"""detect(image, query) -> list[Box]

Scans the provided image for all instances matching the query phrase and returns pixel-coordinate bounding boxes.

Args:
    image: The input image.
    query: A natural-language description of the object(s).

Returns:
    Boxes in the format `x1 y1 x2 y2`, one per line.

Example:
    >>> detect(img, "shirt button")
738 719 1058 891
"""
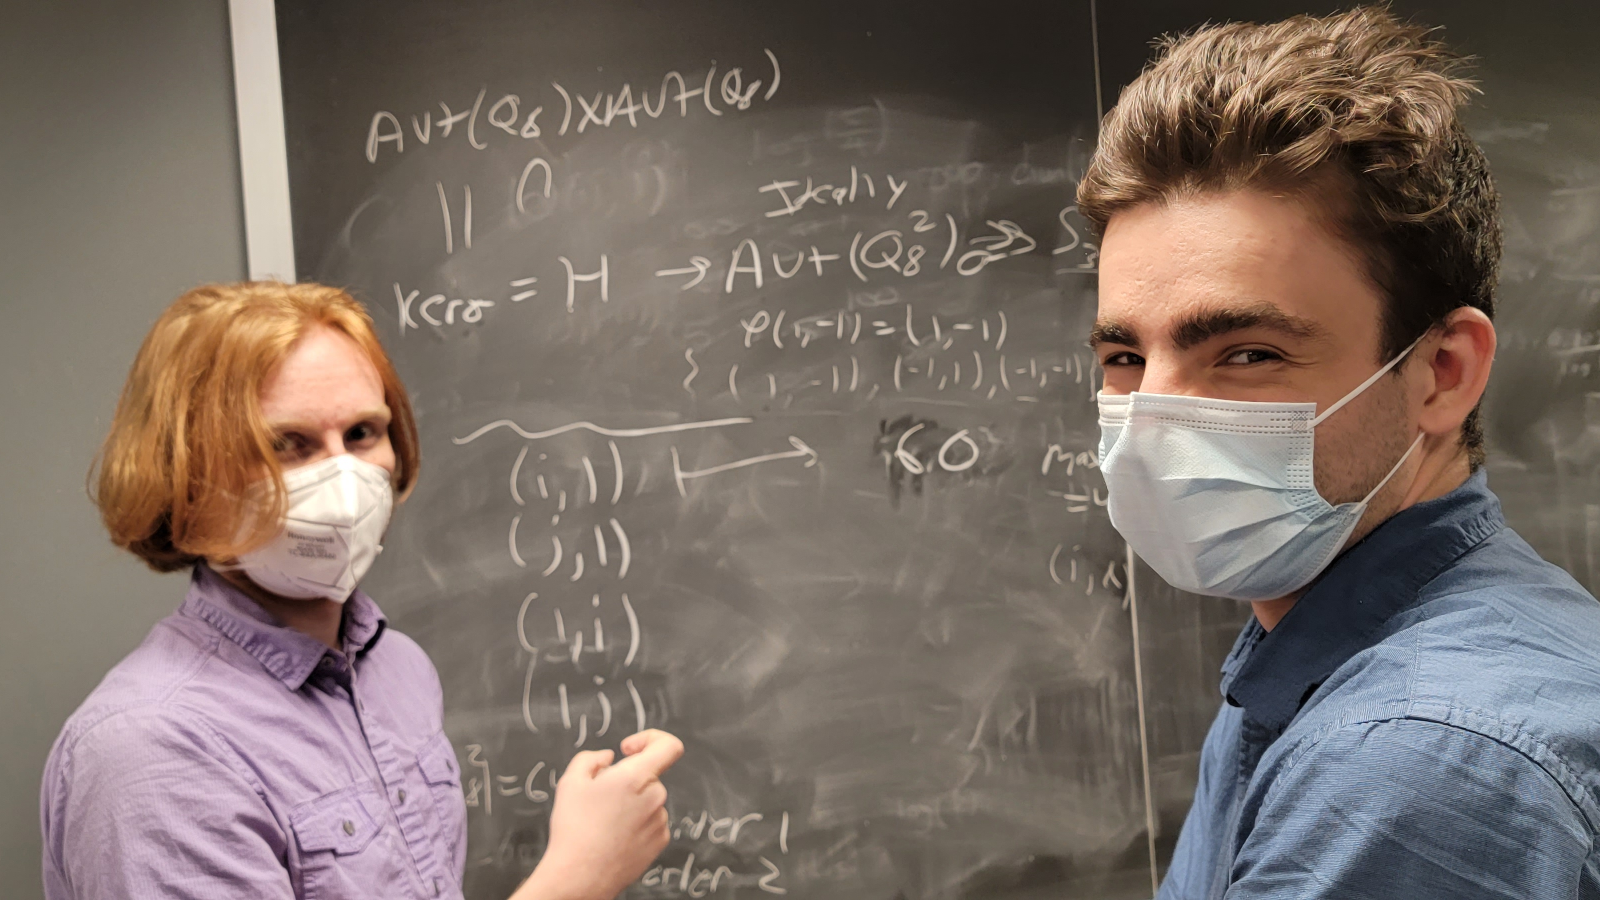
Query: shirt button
342 820 355 836
319 658 334 668
397 789 407 804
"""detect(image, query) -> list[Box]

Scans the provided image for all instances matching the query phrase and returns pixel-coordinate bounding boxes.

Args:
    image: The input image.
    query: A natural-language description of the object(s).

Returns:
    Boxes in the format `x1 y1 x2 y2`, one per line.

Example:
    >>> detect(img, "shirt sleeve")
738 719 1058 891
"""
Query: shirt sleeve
1227 717 1590 900
42 707 295 900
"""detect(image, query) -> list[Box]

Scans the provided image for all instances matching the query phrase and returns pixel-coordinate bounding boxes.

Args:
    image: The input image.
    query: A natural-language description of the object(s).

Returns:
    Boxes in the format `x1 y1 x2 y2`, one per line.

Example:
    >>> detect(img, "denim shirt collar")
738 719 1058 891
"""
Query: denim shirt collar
181 563 388 691
1221 468 1506 733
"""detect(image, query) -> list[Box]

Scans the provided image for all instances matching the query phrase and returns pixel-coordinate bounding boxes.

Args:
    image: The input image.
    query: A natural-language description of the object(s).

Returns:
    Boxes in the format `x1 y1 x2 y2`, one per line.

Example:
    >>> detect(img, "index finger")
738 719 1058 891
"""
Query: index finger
613 730 684 779
620 728 675 757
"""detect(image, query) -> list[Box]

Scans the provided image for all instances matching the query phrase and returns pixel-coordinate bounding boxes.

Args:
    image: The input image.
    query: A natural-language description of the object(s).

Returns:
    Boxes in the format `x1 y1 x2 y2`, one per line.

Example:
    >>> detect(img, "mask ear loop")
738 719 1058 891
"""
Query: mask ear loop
1311 332 1429 428
1359 431 1426 506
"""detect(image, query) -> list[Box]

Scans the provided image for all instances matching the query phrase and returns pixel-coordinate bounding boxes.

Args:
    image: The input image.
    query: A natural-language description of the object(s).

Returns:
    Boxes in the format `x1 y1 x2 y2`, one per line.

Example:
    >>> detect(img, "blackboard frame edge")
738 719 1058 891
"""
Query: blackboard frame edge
227 0 297 282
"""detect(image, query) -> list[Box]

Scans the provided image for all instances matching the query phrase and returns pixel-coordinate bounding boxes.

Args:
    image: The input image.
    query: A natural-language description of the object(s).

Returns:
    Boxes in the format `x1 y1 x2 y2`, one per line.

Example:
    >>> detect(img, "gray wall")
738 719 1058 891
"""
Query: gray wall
0 3 247 896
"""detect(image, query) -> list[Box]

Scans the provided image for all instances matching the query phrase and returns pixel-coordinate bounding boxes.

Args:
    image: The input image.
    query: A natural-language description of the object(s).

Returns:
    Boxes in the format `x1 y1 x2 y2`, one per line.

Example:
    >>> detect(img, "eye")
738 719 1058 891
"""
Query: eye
345 422 382 447
1101 351 1146 367
271 432 311 460
1222 348 1282 366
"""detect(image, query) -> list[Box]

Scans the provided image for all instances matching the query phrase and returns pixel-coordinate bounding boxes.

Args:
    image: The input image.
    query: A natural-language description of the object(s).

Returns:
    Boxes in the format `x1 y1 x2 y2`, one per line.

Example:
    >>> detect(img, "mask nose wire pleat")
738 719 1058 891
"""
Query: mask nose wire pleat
1310 333 1427 428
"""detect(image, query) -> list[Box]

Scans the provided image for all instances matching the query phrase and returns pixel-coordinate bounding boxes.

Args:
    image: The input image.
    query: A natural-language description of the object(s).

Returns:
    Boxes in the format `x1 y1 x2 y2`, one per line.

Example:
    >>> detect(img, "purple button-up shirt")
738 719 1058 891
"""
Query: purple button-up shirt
41 565 467 900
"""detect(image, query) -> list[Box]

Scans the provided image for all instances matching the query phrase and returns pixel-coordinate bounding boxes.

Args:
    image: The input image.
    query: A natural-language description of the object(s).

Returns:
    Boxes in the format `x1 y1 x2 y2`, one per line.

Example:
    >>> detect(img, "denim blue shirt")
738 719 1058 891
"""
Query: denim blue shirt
1160 470 1600 899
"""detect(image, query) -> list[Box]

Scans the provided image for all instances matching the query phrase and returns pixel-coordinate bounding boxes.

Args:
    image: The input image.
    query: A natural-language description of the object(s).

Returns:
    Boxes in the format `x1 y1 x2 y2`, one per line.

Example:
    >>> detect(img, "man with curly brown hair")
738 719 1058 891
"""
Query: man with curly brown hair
1082 7 1600 897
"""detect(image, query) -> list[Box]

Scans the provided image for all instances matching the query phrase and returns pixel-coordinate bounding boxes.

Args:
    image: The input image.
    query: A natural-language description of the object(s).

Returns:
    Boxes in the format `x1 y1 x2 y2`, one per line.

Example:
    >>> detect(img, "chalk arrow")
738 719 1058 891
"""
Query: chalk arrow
671 436 818 497
655 256 712 291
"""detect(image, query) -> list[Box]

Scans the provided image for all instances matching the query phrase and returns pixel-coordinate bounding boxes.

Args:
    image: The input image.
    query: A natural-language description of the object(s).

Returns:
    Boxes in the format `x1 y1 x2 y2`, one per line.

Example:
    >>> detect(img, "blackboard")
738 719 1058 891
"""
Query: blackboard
268 2 1600 898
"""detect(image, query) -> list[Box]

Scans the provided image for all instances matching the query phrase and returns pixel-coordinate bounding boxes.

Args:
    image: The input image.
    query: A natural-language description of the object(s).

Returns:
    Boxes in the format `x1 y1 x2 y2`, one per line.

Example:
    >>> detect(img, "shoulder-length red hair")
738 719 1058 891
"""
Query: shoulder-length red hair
94 281 420 572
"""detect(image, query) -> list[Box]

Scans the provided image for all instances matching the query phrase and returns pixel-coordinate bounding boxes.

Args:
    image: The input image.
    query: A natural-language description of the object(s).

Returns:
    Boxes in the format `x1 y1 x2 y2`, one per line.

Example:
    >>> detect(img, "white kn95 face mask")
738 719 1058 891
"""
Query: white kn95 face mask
1096 336 1424 601
231 454 395 603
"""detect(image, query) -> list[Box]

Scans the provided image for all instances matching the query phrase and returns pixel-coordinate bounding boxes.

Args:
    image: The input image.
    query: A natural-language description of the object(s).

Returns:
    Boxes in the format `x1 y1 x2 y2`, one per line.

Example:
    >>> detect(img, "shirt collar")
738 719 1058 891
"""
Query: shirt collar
1222 468 1505 733
181 564 389 691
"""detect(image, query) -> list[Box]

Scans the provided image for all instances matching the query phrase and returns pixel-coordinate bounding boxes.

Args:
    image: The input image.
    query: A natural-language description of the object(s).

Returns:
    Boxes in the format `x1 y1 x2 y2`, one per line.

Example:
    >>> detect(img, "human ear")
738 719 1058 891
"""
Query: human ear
1415 306 1496 442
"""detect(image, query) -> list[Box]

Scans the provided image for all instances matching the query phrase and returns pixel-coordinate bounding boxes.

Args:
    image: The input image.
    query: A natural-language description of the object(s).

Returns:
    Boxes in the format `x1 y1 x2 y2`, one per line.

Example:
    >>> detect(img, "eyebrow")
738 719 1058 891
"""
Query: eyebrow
1088 321 1141 350
1090 303 1330 352
267 407 392 432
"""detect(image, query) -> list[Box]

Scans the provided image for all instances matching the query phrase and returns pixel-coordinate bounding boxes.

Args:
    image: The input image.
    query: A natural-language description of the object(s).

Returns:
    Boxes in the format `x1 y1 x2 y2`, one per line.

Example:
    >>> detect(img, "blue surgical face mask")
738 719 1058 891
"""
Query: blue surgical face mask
1096 337 1424 601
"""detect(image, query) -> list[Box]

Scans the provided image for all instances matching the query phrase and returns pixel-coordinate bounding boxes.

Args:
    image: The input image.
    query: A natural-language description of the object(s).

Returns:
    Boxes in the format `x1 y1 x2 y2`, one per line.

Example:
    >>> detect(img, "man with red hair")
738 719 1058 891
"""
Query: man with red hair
44 282 682 900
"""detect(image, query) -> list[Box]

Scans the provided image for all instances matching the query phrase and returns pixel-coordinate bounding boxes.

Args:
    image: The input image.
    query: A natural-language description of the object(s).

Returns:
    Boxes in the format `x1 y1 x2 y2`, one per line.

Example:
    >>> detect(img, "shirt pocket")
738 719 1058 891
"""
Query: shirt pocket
290 784 398 899
417 731 467 880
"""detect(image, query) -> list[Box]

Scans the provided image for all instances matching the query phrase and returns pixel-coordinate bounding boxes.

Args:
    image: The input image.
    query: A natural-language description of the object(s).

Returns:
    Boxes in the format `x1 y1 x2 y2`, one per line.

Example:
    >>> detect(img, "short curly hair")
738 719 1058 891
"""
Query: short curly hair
1077 5 1500 468
94 282 421 572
